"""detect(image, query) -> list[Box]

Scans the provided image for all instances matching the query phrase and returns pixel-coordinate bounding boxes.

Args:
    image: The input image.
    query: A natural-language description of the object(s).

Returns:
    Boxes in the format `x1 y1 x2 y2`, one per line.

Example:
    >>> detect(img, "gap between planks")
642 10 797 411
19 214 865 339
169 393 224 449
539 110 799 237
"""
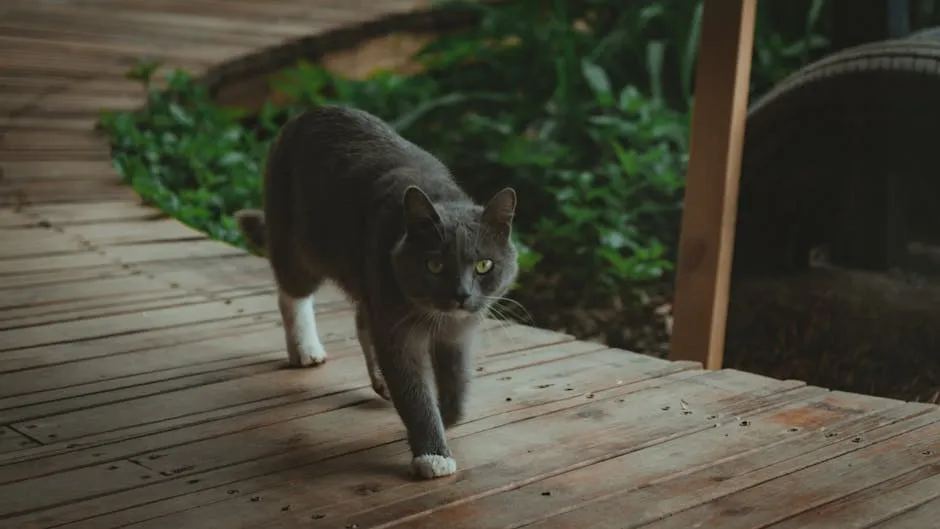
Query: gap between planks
0 346 689 526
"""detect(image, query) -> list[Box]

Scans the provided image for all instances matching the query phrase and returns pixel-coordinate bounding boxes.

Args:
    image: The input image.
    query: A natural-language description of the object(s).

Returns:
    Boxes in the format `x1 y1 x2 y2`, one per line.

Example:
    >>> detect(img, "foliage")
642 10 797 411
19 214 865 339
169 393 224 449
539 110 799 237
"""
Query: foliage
101 0 833 307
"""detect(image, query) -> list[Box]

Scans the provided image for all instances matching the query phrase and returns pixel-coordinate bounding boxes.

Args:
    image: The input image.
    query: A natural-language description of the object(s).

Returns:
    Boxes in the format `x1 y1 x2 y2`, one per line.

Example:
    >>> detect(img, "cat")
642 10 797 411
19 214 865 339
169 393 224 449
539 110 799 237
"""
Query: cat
234 105 519 479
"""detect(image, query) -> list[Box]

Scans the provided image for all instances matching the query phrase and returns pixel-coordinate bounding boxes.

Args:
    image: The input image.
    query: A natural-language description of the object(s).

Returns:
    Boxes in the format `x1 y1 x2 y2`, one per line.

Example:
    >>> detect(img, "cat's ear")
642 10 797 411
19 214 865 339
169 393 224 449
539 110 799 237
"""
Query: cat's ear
402 186 442 239
481 187 516 232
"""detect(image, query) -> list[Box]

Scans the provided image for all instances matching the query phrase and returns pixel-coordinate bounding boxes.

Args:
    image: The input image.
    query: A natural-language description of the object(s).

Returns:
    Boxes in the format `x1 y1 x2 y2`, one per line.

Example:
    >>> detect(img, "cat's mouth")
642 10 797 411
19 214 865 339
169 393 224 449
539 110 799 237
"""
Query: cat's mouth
432 304 476 318
410 297 478 318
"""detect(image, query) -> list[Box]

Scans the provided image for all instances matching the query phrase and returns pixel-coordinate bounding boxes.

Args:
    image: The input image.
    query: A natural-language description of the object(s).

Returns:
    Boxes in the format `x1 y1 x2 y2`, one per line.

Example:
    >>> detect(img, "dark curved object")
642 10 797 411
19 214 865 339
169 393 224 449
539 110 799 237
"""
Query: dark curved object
908 25 940 40
733 35 940 275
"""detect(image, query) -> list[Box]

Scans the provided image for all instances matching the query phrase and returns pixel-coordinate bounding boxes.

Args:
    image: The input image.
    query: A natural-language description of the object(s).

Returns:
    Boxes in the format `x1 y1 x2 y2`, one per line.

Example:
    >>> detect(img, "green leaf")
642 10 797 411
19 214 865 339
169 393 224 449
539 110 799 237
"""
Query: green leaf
580 59 614 107
646 40 666 102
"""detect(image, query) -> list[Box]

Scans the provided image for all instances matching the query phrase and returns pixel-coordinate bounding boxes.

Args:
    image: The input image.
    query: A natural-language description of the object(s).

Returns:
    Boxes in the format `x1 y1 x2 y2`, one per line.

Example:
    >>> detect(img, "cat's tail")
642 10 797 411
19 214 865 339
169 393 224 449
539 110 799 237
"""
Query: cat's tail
234 209 268 256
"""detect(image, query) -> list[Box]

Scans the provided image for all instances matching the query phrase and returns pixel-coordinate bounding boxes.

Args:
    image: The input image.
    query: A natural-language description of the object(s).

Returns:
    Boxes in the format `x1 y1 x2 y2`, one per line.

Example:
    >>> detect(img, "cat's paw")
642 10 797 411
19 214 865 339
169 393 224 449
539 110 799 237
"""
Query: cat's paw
370 374 392 400
411 454 457 479
286 340 327 368
439 398 464 429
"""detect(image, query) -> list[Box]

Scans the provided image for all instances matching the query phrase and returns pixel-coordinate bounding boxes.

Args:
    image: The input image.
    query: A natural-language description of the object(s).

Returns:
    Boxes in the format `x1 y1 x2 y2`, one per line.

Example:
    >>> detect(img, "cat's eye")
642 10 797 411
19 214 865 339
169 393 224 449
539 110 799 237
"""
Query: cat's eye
474 259 494 275
426 258 444 274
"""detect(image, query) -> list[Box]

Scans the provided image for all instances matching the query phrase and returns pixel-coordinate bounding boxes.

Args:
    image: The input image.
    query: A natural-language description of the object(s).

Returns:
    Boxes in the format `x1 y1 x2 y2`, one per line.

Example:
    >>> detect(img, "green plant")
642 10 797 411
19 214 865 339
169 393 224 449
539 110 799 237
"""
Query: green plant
101 69 265 246
100 0 834 315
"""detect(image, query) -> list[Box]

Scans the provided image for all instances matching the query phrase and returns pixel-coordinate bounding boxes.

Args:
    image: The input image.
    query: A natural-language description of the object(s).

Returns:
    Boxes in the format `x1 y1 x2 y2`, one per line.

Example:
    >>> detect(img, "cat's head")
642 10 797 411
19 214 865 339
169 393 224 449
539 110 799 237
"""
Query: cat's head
391 186 519 318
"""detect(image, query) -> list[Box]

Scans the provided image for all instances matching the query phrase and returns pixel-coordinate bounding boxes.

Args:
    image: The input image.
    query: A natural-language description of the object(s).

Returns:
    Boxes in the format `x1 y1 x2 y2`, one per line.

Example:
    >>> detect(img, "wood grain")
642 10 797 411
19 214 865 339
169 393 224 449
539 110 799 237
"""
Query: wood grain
668 0 757 369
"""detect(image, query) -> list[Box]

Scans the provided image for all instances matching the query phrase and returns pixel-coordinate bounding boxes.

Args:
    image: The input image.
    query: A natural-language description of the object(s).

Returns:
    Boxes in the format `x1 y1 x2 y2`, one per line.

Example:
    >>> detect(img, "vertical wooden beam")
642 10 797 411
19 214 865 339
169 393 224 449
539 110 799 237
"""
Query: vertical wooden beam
668 0 757 370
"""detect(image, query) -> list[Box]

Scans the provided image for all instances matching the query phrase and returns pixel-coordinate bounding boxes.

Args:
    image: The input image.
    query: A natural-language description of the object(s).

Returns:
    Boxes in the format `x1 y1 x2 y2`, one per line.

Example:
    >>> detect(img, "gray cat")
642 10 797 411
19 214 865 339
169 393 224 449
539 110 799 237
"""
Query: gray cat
234 105 519 479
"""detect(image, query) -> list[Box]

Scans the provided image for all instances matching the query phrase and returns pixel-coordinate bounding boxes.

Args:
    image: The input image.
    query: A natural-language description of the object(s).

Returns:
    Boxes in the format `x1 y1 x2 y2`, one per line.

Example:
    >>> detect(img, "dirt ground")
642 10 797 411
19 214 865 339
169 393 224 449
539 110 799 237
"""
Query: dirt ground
517 265 940 404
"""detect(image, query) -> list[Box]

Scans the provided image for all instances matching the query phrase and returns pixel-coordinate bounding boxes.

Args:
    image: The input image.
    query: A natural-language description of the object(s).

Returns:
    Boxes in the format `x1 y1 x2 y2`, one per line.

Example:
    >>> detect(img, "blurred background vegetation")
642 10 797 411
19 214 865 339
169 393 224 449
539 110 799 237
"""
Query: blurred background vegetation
100 0 940 376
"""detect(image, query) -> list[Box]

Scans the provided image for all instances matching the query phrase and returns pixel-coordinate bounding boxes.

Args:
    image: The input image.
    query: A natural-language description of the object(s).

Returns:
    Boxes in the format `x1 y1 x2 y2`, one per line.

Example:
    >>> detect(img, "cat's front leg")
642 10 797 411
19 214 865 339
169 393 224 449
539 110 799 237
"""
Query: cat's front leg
432 331 474 429
373 327 456 479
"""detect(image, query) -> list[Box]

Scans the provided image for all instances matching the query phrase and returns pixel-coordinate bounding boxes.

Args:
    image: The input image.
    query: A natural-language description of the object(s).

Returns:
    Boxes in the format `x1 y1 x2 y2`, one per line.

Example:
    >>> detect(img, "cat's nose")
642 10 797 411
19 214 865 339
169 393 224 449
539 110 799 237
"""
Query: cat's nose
454 289 471 307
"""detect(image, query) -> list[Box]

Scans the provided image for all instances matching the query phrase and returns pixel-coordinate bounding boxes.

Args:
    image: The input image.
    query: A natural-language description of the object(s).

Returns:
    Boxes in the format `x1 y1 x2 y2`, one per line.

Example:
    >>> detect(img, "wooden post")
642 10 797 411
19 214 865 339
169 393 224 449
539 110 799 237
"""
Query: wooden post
668 0 757 370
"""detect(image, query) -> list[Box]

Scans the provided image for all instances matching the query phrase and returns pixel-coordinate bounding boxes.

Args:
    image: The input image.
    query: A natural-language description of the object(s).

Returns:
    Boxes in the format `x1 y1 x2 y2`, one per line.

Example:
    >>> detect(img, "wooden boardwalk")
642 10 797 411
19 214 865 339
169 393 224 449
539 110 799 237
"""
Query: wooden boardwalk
2 1 940 528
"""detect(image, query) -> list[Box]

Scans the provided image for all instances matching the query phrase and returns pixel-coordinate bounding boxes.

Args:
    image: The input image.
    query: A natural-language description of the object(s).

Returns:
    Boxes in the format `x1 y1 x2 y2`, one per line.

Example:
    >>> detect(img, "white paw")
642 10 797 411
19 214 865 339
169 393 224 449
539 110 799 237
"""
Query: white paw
287 340 327 368
411 454 457 479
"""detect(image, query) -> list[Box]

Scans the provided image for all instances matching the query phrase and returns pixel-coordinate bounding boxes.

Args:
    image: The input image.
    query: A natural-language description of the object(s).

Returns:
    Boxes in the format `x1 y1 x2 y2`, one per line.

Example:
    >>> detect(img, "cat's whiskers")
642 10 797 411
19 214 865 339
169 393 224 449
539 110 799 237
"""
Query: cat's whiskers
482 295 534 325
479 302 524 352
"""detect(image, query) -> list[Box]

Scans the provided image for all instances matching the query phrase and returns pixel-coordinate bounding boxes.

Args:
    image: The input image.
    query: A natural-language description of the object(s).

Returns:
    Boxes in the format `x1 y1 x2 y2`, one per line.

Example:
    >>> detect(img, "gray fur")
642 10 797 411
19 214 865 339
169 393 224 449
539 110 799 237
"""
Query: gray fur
234 105 519 478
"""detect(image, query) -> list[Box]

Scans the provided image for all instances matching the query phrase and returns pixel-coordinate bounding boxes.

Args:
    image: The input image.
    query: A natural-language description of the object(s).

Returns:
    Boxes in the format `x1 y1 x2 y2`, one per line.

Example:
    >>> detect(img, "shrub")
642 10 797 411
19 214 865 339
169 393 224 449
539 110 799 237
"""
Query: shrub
100 0 831 312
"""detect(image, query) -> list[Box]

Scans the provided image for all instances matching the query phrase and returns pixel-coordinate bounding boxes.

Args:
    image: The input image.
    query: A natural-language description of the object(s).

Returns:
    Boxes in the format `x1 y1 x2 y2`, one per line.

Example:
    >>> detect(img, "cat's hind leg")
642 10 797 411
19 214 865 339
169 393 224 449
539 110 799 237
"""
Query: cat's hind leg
269 249 327 368
355 305 390 400
277 285 328 367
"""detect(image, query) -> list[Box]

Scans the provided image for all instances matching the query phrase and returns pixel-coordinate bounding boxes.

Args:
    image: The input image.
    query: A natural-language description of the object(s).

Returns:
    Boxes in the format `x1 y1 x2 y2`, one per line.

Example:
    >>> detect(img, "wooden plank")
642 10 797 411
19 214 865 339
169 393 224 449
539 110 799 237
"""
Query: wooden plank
0 250 115 276
324 393 922 529
0 283 257 330
96 239 246 265
0 340 605 483
0 34 251 70
0 318 566 438
764 469 940 529
0 17 280 50
0 227 85 259
0 274 173 311
0 29 211 78
0 208 34 229
78 348 645 477
0 131 110 152
0 289 209 330
68 219 206 246
0 315 325 401
0 147 112 162
133 254 278 292
871 496 940 528
0 76 139 97
0 49 144 79
0 161 117 180
25 200 162 226
0 180 133 205
0 311 278 374
0 264 135 291
115 0 385 22
630 415 940 529
0 74 67 94
0 341 613 523
48 369 804 529
1 6 311 44
0 115 97 131
0 292 220 346
0 427 39 455
0 292 276 352
0 339 601 472
0 353 289 427
668 0 757 369
523 403 940 529
0 321 283 400
5 92 141 117
0 352 696 527
0 240 245 281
